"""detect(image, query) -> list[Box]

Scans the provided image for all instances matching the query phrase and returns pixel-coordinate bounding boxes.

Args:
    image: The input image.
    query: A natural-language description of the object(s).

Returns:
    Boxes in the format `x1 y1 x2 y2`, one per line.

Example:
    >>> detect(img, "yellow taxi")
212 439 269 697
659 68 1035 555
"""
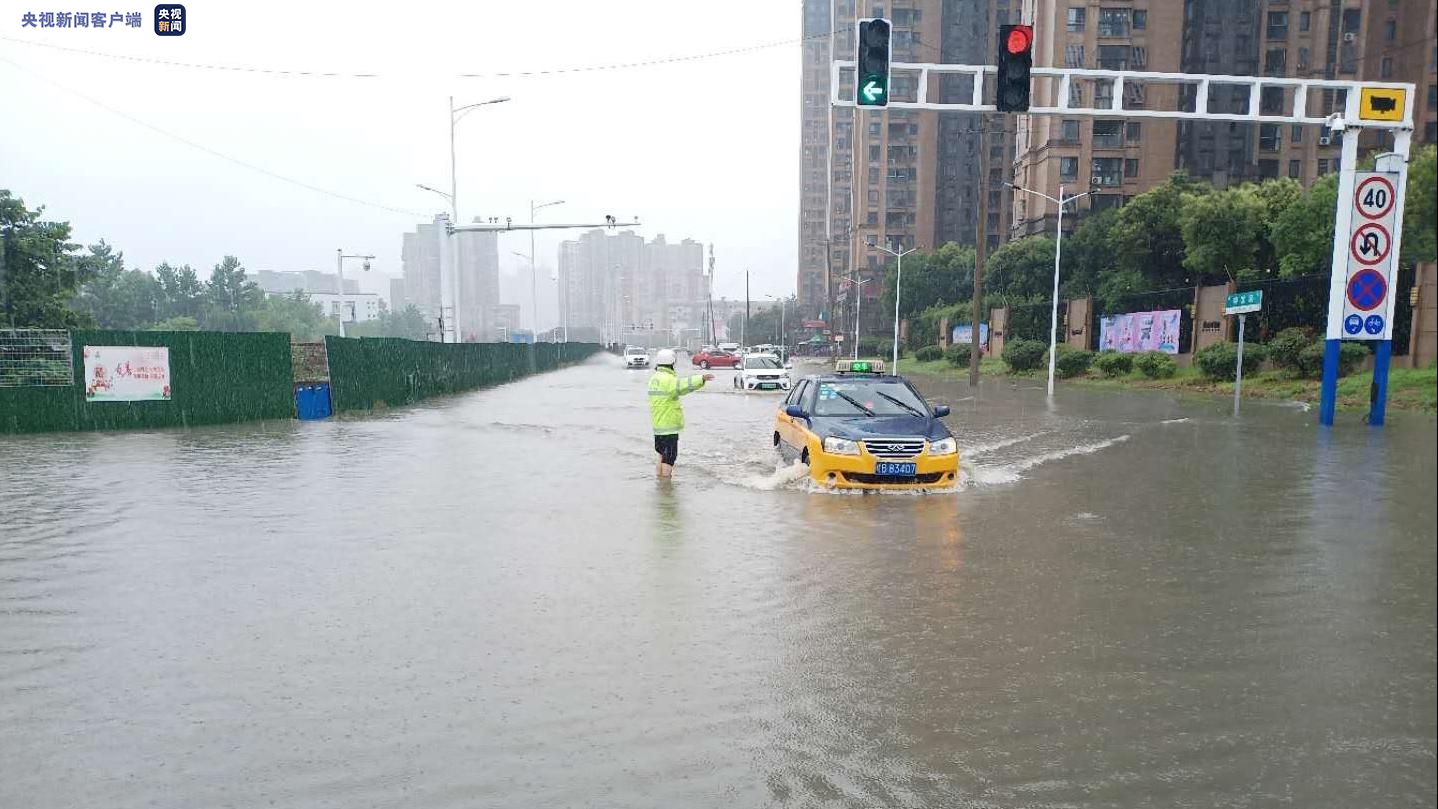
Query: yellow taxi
773 360 960 490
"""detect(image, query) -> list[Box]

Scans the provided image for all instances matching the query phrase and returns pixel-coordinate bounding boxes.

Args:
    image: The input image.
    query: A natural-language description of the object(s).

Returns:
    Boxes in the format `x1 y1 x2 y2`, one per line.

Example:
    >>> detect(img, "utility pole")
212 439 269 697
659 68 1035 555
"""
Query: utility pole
744 270 750 349
707 245 716 346
970 116 988 387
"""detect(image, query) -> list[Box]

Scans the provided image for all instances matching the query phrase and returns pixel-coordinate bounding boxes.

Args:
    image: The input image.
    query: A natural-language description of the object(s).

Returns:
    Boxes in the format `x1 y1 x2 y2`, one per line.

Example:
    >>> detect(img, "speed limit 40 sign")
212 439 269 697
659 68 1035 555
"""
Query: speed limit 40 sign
1339 171 1400 340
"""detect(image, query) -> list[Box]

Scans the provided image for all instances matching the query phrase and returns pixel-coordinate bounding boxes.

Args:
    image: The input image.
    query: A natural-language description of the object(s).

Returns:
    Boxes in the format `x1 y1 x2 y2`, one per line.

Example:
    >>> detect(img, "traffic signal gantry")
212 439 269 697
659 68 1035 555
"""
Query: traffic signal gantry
834 18 1416 428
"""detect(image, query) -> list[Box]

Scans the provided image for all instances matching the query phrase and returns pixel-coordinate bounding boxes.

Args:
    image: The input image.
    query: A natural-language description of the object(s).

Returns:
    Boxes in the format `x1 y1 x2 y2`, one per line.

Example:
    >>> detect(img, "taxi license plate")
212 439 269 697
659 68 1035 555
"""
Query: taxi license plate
758 382 778 390
874 462 916 476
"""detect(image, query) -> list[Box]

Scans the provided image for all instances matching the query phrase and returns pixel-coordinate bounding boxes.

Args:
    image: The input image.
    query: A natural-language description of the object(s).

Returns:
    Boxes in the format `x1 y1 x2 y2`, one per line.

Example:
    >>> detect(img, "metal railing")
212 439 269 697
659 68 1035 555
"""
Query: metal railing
0 329 73 387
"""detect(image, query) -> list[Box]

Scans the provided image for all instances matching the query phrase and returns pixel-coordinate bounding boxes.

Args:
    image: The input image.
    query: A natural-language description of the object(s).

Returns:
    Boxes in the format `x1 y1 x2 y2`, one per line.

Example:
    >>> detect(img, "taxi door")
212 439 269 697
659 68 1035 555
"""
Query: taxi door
777 379 810 456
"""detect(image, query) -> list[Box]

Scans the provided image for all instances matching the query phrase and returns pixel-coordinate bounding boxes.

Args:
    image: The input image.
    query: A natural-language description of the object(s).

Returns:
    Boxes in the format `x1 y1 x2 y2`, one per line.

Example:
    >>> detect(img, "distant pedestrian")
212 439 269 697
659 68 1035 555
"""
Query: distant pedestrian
647 349 713 478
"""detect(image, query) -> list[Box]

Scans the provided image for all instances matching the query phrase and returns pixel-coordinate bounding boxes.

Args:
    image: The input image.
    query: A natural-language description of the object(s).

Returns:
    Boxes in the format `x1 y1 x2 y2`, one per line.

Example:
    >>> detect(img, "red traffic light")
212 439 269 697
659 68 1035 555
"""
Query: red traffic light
1005 25 1033 55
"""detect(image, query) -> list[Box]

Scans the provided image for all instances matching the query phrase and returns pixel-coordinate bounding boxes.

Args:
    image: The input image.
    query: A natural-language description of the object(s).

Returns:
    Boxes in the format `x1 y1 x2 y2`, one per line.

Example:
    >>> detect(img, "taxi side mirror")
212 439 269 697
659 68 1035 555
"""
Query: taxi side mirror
932 404 951 418
785 404 807 419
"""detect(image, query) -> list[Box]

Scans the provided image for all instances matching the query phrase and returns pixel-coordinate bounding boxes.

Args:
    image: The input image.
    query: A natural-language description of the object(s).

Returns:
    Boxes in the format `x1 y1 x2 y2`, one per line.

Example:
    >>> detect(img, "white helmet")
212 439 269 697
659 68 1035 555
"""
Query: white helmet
654 349 677 366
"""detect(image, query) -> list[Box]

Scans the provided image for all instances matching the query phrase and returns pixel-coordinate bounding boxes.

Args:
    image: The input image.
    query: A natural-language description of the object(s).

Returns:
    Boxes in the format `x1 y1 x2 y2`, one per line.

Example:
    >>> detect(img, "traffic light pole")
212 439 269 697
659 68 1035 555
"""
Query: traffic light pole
831 51 1414 428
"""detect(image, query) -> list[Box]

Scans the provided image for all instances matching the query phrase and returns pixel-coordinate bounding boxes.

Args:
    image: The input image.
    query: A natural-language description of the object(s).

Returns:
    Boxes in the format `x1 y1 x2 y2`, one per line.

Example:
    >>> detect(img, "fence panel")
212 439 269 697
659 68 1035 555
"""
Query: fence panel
325 337 598 412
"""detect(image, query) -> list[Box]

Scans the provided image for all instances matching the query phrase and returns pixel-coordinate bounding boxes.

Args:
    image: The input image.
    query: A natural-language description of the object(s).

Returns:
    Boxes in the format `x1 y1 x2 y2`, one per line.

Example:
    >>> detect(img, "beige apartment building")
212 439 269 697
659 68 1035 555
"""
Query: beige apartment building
799 0 1017 324
1012 0 1437 236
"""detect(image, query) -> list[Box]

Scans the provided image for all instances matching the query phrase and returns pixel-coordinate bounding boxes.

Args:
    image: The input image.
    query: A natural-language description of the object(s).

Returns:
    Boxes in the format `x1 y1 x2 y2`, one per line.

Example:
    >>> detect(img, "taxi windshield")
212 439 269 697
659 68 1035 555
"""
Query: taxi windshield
814 381 927 417
744 356 782 369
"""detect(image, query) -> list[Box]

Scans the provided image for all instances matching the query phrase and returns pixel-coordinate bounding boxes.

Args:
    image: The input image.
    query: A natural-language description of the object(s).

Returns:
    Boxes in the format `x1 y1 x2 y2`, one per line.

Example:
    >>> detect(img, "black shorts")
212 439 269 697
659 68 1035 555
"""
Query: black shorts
654 434 679 465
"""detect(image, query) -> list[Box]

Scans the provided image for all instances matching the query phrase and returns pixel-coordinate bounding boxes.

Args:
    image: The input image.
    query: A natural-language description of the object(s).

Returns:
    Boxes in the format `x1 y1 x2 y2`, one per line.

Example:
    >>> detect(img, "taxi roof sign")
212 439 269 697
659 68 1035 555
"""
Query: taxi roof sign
836 359 884 374
1358 87 1407 122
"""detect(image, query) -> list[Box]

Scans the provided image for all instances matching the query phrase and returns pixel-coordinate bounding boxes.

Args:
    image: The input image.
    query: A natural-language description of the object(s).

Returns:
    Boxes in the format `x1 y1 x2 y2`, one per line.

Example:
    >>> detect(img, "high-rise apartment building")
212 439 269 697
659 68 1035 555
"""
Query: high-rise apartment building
558 231 709 343
799 0 1015 325
1012 0 1436 235
400 216 501 341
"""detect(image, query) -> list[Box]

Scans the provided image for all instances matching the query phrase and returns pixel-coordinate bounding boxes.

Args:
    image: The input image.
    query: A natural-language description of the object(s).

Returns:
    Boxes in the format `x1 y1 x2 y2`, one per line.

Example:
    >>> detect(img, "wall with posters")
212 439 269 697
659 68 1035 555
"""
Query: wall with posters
1 330 294 434
1098 310 1183 355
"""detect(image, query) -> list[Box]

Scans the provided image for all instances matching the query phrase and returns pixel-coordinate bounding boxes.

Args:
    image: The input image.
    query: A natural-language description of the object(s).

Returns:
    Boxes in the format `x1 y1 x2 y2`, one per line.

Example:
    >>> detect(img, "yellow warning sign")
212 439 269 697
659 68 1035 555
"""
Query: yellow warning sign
1359 87 1407 122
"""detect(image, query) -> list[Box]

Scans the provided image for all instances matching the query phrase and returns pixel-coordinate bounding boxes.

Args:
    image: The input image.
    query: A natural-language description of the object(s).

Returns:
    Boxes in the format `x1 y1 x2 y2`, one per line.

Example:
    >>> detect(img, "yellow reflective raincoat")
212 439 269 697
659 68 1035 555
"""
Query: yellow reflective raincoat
648 365 706 435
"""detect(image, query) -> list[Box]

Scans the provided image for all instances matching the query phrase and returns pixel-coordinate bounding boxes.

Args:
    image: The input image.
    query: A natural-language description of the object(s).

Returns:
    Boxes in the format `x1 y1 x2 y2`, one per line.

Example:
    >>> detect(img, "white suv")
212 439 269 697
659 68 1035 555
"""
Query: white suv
733 354 791 391
623 346 650 369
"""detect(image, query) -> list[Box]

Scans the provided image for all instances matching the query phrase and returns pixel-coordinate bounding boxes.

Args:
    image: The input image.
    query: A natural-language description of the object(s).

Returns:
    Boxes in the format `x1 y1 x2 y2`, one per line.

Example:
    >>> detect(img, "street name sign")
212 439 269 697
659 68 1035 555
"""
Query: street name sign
1224 290 1262 315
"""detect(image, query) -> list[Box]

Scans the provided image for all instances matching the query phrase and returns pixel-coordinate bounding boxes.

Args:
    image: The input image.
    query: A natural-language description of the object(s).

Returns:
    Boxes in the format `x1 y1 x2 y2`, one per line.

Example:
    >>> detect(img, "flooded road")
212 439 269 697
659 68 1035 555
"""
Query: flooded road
3 354 1434 808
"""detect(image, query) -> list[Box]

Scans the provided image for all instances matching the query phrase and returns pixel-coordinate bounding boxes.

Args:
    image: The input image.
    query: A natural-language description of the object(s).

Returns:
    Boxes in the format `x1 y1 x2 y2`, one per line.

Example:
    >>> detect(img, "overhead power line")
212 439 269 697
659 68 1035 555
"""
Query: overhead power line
0 55 429 218
0 27 841 80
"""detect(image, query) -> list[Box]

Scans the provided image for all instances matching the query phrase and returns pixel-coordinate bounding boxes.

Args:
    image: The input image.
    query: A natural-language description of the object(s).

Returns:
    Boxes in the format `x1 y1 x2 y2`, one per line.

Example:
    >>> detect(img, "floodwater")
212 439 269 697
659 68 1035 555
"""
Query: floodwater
2 354 1434 808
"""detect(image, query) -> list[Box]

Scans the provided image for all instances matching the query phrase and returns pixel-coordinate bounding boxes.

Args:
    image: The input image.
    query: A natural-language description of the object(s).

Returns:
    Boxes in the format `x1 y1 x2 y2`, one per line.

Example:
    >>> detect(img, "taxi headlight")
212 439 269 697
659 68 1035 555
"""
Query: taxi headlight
822 436 861 456
929 437 957 456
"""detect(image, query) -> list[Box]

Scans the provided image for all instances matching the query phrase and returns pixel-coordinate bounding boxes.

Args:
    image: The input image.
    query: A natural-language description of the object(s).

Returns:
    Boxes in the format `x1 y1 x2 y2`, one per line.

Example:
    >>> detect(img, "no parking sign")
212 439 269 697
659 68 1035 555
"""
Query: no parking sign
1337 172 1399 341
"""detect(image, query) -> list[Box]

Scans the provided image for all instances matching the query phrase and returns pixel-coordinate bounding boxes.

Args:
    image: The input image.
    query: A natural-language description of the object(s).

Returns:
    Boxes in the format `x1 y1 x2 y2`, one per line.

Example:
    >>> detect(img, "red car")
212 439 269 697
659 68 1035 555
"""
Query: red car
691 349 741 369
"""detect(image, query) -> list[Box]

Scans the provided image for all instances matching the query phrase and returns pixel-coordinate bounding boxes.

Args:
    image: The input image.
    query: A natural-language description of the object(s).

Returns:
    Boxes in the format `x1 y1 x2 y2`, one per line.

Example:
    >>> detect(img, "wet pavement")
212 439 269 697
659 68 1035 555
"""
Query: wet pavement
2 353 1434 808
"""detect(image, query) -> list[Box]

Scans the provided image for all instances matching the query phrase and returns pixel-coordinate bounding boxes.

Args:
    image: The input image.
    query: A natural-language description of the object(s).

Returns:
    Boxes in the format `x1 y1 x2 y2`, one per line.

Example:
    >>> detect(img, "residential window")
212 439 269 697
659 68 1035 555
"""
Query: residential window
1094 79 1114 108
1094 119 1124 147
1132 9 1146 29
869 167 880 183
1429 84 1437 110
1383 19 1397 42
1098 8 1130 37
1059 156 1079 179
1260 86 1284 114
868 190 880 203
1380 57 1393 78
1124 122 1141 142
1298 11 1310 31
1091 194 1123 212
1124 82 1147 108
1065 44 1085 68
1316 158 1329 175
866 211 879 225
869 122 881 136
1291 124 1303 143
1259 123 1281 151
1258 159 1280 180
1341 9 1361 33
1069 80 1084 107
869 145 881 162
1067 7 1085 31
1061 119 1081 141
1297 47 1310 72
1264 49 1287 76
1131 47 1147 68
1098 46 1129 71
1124 158 1140 178
1288 160 1301 178
1266 11 1288 39
1092 157 1123 186
1426 121 1438 144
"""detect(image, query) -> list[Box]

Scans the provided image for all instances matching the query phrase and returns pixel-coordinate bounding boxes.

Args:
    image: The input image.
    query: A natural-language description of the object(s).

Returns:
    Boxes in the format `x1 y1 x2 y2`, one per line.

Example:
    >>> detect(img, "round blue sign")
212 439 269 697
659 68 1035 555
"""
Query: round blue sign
1344 314 1364 335
1347 269 1387 311
1364 314 1385 335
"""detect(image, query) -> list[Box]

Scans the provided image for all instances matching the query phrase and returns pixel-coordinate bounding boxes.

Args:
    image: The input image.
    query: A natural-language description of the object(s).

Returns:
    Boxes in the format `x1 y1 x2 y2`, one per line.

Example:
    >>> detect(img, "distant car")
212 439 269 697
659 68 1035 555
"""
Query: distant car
734 354 791 391
623 346 650 369
717 342 741 354
774 359 959 490
691 348 740 369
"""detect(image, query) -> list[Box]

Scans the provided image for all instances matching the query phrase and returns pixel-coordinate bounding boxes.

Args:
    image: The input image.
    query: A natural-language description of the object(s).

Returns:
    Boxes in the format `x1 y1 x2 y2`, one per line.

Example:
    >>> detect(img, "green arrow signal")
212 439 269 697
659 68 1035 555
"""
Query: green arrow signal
862 79 885 103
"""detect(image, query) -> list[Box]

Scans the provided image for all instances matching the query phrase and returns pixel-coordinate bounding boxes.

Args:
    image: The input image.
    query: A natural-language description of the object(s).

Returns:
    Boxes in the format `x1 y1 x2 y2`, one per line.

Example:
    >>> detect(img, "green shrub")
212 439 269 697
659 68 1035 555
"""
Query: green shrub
1092 350 1134 378
856 337 904 359
913 345 944 362
1297 340 1369 378
1134 351 1178 379
943 343 975 366
1268 327 1314 372
1002 338 1046 372
1195 341 1268 380
1048 344 1095 378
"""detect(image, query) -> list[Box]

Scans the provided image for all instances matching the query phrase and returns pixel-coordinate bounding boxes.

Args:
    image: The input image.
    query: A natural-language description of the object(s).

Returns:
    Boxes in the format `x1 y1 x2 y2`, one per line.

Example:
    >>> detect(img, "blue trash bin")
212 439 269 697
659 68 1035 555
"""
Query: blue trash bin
295 383 333 420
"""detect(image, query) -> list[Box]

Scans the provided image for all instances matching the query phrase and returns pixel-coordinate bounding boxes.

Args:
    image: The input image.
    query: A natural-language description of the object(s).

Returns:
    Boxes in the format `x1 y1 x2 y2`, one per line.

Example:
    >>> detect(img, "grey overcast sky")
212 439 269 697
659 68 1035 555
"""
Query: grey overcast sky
0 1 803 327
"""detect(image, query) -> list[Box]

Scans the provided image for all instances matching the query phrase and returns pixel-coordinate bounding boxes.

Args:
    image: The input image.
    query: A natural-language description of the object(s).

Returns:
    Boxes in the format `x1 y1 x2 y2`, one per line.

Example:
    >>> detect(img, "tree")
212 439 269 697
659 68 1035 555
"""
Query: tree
1181 186 1268 284
253 291 338 342
983 236 1055 302
1059 207 1120 298
73 241 163 329
155 262 203 320
1401 144 1436 267
384 304 431 340
1270 173 1338 278
1110 172 1208 288
0 190 89 328
198 255 265 331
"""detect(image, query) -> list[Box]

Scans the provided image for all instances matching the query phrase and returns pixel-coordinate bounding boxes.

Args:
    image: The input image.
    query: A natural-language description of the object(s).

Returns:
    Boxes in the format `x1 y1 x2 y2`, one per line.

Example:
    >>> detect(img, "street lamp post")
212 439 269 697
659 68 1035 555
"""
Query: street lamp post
765 294 788 359
445 95 510 343
1005 183 1093 398
530 199 565 341
852 277 871 359
870 239 919 372
335 249 374 338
